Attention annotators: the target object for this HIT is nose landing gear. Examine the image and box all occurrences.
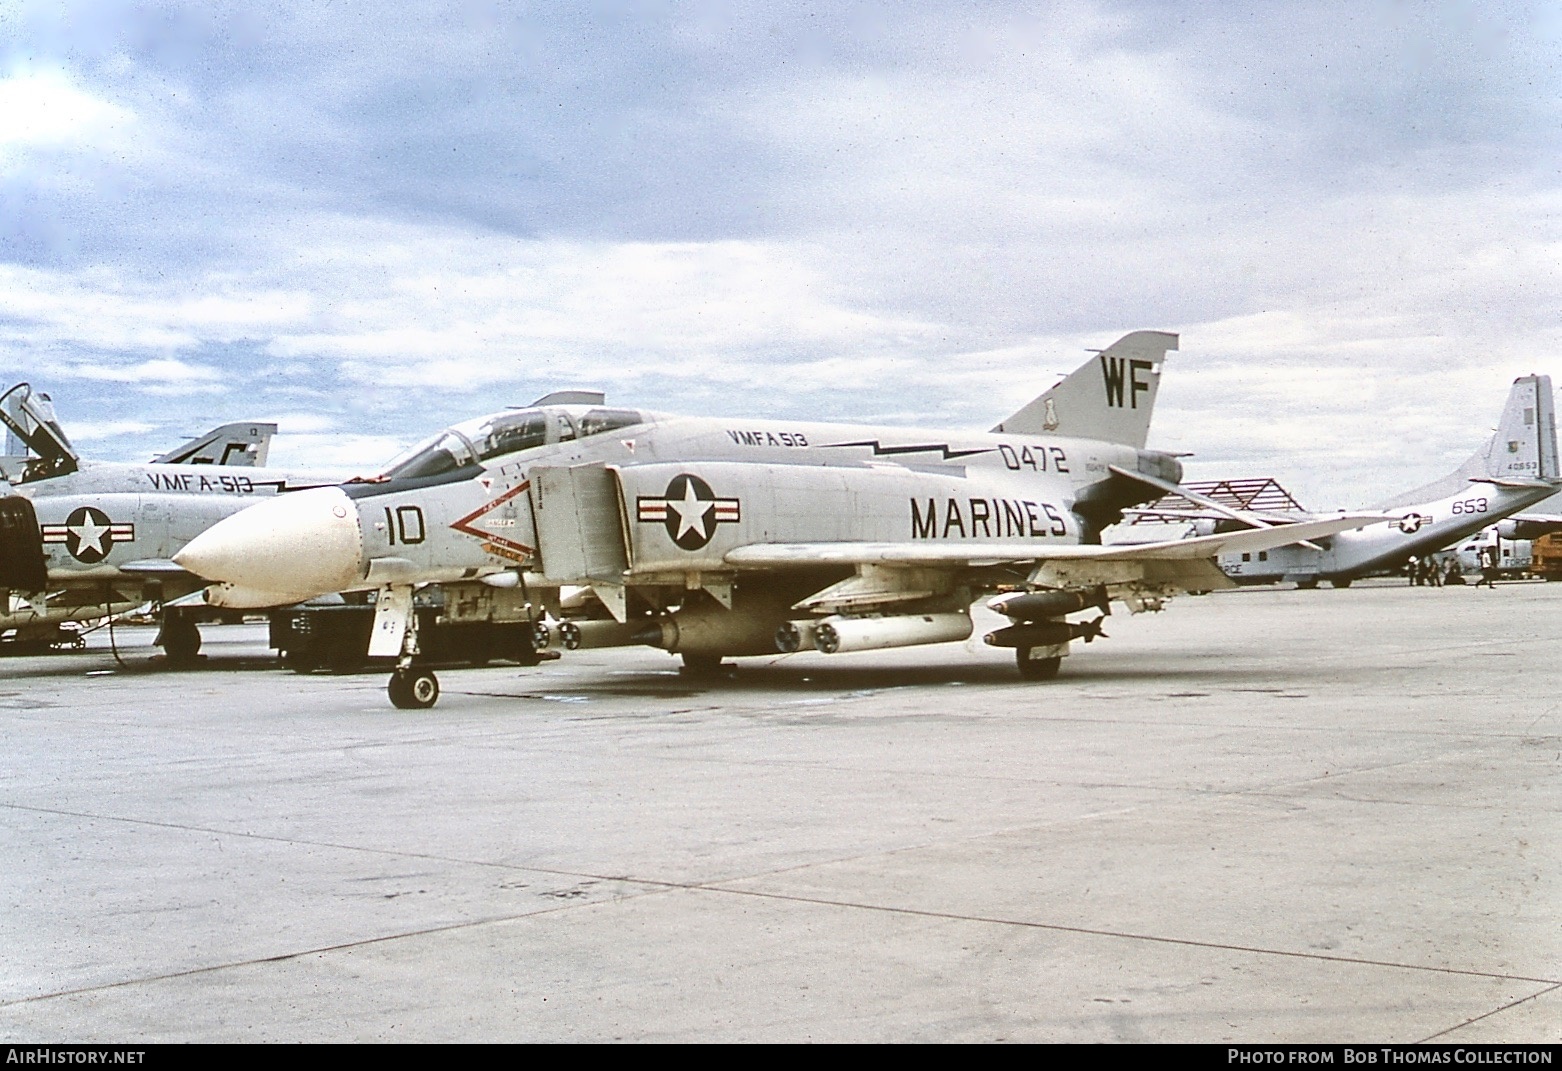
[373,583,442,709]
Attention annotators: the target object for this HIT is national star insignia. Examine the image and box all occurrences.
[636,474,740,551]
[40,506,135,564]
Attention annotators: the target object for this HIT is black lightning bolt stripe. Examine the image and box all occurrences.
[248,480,336,493]
[815,439,997,461]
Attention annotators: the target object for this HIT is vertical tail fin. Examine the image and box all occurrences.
[1482,374,1556,481]
[1381,374,1559,508]
[992,330,1178,448]
[153,422,278,467]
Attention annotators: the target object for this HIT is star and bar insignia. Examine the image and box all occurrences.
[636,474,740,551]
[41,506,135,564]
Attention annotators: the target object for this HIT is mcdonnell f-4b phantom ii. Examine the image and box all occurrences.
[174,331,1382,708]
[1138,375,1561,587]
[0,382,319,658]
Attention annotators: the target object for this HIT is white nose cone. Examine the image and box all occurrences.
[175,487,365,605]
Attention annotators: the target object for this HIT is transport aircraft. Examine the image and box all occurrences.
[1170,376,1562,587]
[0,382,319,658]
[173,331,1380,708]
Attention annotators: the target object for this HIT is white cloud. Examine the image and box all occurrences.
[0,68,134,153]
[34,357,229,398]
[3,222,941,397]
[261,431,416,477]
[60,419,155,441]
[0,264,314,359]
[0,0,1558,508]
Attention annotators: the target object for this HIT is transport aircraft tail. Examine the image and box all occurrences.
[1381,375,1558,508]
[992,330,1178,449]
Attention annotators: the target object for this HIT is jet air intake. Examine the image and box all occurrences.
[812,613,972,655]
[0,496,47,593]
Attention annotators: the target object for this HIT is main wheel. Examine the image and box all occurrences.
[512,627,543,667]
[388,668,440,709]
[1330,578,1353,589]
[680,652,726,677]
[159,616,202,666]
[1015,647,1062,681]
[282,649,320,673]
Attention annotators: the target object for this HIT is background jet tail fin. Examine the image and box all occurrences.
[1381,375,1559,508]
[153,421,278,467]
[991,330,1178,448]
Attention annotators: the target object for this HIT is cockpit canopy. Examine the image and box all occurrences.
[0,383,78,483]
[380,406,649,482]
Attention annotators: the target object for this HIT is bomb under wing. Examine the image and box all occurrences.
[174,332,1383,707]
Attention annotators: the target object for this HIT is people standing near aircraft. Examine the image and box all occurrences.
[1474,546,1500,589]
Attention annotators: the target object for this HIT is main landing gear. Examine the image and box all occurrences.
[1015,647,1063,681]
[679,652,729,678]
[156,613,202,667]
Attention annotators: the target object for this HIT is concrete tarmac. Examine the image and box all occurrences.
[1,581,1558,1042]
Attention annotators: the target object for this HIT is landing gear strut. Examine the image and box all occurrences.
[373,584,442,709]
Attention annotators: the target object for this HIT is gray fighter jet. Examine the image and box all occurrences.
[0,382,320,658]
[175,331,1381,707]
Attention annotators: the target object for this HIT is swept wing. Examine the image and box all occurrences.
[724,515,1381,567]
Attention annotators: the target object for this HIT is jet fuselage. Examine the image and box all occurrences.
[180,407,1184,608]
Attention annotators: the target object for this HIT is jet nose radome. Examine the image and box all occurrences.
[175,487,365,607]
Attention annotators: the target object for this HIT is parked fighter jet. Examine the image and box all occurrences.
[1178,375,1562,587]
[0,382,316,658]
[174,331,1381,708]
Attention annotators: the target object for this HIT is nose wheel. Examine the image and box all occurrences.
[388,667,440,709]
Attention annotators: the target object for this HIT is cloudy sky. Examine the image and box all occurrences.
[1,0,1558,507]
